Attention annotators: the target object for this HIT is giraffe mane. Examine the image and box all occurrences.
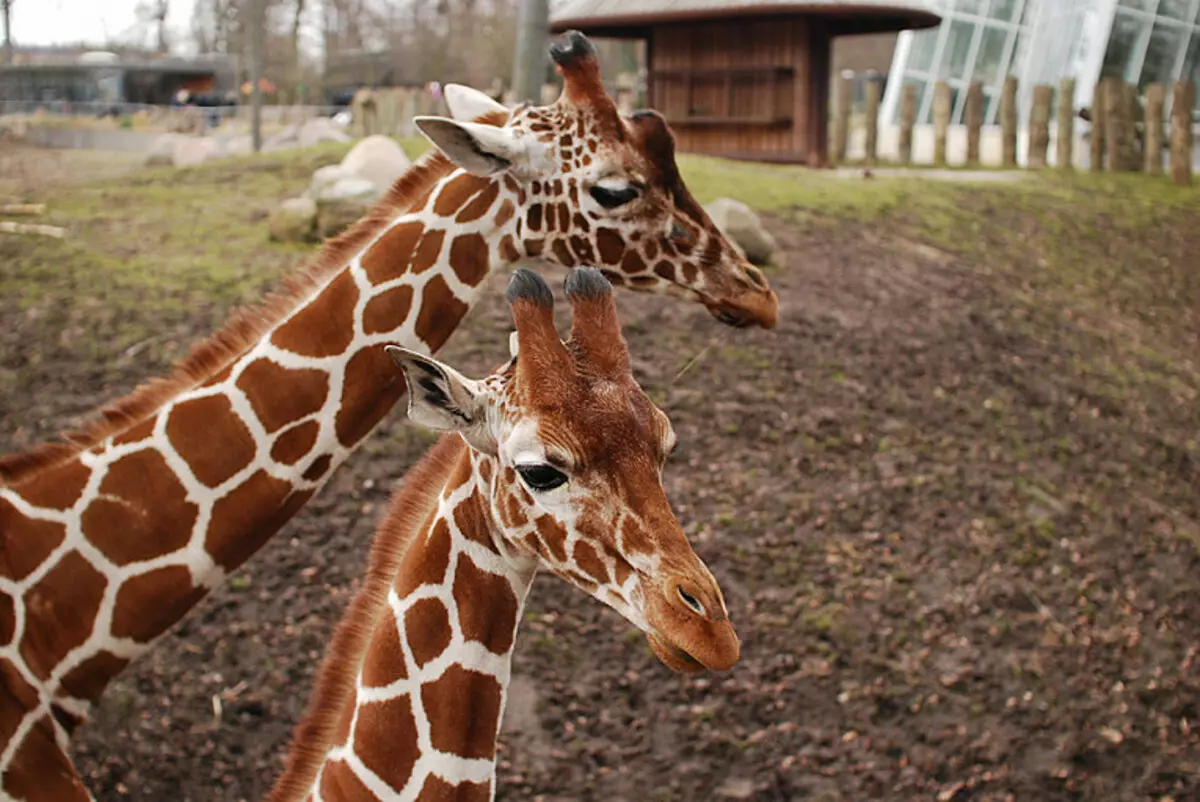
[269,433,467,801]
[0,136,492,487]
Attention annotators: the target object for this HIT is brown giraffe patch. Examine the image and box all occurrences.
[19,551,106,681]
[551,239,576,267]
[645,238,659,260]
[572,212,590,233]
[302,454,333,482]
[414,276,469,351]
[0,659,37,747]
[682,262,698,283]
[201,362,235,389]
[205,471,314,571]
[0,593,12,646]
[236,359,330,434]
[498,235,520,262]
[570,235,595,263]
[654,261,677,283]
[395,518,451,597]
[404,598,451,668]
[573,540,610,585]
[2,716,89,800]
[318,760,376,802]
[362,615,408,688]
[420,664,503,760]
[453,556,519,655]
[81,449,198,565]
[270,421,320,465]
[415,774,491,802]
[111,565,207,643]
[335,345,408,448]
[620,250,646,274]
[59,650,130,702]
[354,693,419,793]
[524,238,544,257]
[535,515,569,562]
[272,271,359,357]
[13,458,90,510]
[112,416,154,446]
[527,204,543,232]
[620,517,653,556]
[362,221,423,285]
[434,172,488,217]
[614,557,633,586]
[455,181,500,223]
[503,492,528,530]
[630,275,657,288]
[362,284,415,336]
[448,233,489,287]
[452,494,493,548]
[557,203,570,232]
[494,199,515,228]
[0,499,66,581]
[410,229,447,275]
[166,395,258,487]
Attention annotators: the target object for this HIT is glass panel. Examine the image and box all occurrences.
[1156,0,1195,22]
[983,90,999,123]
[896,75,928,123]
[955,0,988,16]
[974,25,1009,86]
[1185,33,1200,86]
[1117,0,1155,11]
[990,0,1020,22]
[1140,21,1187,88]
[939,20,978,79]
[906,30,940,74]
[948,84,964,123]
[1101,11,1147,81]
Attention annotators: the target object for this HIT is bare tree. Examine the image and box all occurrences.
[2,0,12,66]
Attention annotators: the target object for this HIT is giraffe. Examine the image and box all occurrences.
[271,266,740,801]
[0,31,775,798]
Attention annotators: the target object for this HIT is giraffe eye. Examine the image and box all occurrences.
[516,464,568,491]
[589,184,640,209]
[670,220,693,243]
[678,586,706,615]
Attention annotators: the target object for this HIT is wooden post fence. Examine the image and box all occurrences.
[833,74,852,165]
[933,81,951,167]
[1105,78,1135,171]
[1028,85,1052,168]
[1057,78,1075,169]
[1001,76,1018,167]
[1171,81,1194,186]
[1090,79,1106,171]
[864,79,881,167]
[965,81,983,167]
[1144,83,1164,174]
[898,83,916,165]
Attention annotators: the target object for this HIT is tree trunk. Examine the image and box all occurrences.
[832,74,851,165]
[291,0,306,105]
[2,0,13,66]
[511,0,550,103]
[1143,83,1164,174]
[1090,79,1106,171]
[1000,75,1017,167]
[864,79,880,167]
[1027,85,1052,168]
[249,0,265,153]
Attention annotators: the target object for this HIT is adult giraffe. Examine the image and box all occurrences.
[0,31,776,799]
[272,267,739,801]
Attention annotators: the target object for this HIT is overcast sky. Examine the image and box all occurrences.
[13,0,198,49]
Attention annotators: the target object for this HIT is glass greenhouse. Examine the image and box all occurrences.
[880,0,1200,127]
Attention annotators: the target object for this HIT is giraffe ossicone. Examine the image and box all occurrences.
[0,29,773,796]
[271,266,739,801]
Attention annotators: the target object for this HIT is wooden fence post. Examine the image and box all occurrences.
[1171,81,1195,186]
[898,83,916,165]
[1144,83,1164,174]
[1090,78,1107,171]
[932,81,951,167]
[1028,85,1052,168]
[1057,78,1075,169]
[1000,75,1018,167]
[1126,82,1143,171]
[865,79,881,166]
[1105,79,1133,171]
[833,73,852,165]
[965,81,983,166]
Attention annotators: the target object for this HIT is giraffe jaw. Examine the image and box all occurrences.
[646,631,707,675]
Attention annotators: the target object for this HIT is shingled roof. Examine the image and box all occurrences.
[549,0,942,36]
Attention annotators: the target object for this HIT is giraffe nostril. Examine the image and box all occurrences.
[744,265,767,289]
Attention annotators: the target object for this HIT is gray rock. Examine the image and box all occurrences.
[171,136,220,168]
[704,196,783,267]
[268,196,318,243]
[262,123,299,152]
[298,117,351,148]
[145,133,187,166]
[339,135,411,196]
[316,177,378,239]
[318,177,378,203]
[306,164,355,200]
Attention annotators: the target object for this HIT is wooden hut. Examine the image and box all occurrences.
[549,0,940,166]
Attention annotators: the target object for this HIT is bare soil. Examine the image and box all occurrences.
[1,145,1198,801]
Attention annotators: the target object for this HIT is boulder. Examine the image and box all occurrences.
[145,133,186,166]
[315,177,378,239]
[339,135,411,196]
[268,196,318,243]
[298,117,351,148]
[262,123,299,153]
[221,134,253,157]
[703,197,783,267]
[306,164,355,200]
[172,136,221,167]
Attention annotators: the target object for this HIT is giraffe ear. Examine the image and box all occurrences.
[385,346,496,454]
[414,116,548,178]
[444,83,509,122]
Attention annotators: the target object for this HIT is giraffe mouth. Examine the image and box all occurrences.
[646,631,706,674]
[703,290,779,330]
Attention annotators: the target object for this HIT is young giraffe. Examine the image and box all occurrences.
[0,32,775,798]
[272,266,739,801]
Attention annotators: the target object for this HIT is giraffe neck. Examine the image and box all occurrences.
[0,164,521,785]
[274,437,537,801]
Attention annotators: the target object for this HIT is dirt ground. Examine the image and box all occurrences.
[1,144,1198,801]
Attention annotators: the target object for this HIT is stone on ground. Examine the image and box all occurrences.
[298,117,351,148]
[704,197,784,267]
[315,177,378,239]
[339,135,411,196]
[306,164,355,200]
[268,196,318,243]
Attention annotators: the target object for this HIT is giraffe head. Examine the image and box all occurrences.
[413,30,779,330]
[385,267,739,674]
